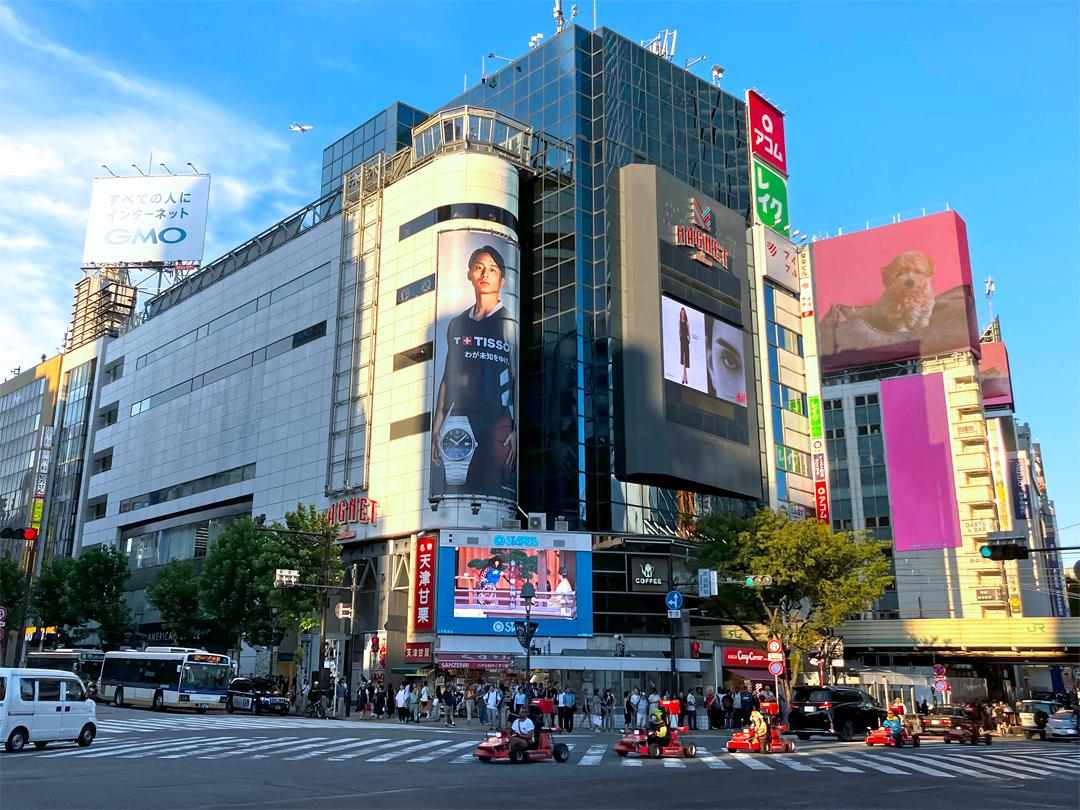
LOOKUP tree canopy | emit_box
[146,559,209,645]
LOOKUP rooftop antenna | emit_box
[684,55,707,71]
[186,162,201,174]
[159,162,175,175]
[529,32,544,49]
[711,65,725,86]
[100,164,118,177]
[642,29,677,61]
[553,0,577,33]
[984,276,995,320]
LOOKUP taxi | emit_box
[225,677,290,715]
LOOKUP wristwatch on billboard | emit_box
[439,415,476,485]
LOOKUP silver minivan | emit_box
[0,667,97,752]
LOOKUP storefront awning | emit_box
[390,665,434,677]
[723,667,773,685]
[437,653,516,671]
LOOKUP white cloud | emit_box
[0,4,318,380]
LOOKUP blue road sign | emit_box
[665,591,684,610]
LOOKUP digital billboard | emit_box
[880,373,962,551]
[436,530,592,637]
[813,211,980,373]
[430,230,520,504]
[661,294,747,407]
[83,175,211,265]
[978,341,1014,409]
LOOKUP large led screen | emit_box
[436,530,592,637]
[430,230,520,505]
[813,211,979,373]
[661,294,747,407]
[979,341,1014,409]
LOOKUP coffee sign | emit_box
[629,556,670,592]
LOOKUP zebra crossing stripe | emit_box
[620,756,643,766]
[861,753,953,778]
[329,739,417,762]
[207,737,314,759]
[286,738,390,761]
[914,754,1000,779]
[407,740,477,762]
[694,747,731,769]
[979,753,1069,776]
[191,737,295,760]
[662,757,686,768]
[938,752,1037,780]
[366,739,445,762]
[450,751,476,764]
[38,736,210,758]
[805,756,861,774]
[727,753,772,771]
[842,756,907,775]
[772,755,816,772]
[146,737,251,760]
[578,744,607,766]
[75,736,217,759]
[251,738,336,759]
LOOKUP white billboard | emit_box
[759,227,799,293]
[82,175,211,264]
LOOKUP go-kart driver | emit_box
[748,709,769,742]
[646,708,669,748]
[883,711,903,745]
[510,712,536,752]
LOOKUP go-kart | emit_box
[865,724,921,748]
[474,699,569,764]
[943,723,992,745]
[614,726,697,759]
[726,724,794,754]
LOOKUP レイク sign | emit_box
[747,90,787,174]
[723,646,769,668]
[412,535,436,632]
[673,197,729,268]
[327,496,379,526]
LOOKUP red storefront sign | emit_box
[723,646,770,668]
[436,653,515,671]
[412,534,436,632]
[326,496,379,526]
[747,90,787,175]
[815,481,830,523]
[404,642,432,663]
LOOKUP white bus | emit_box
[24,649,106,694]
[98,647,233,712]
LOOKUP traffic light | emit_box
[744,574,773,587]
[979,535,1029,561]
[690,641,701,659]
[0,527,37,541]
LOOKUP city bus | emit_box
[98,647,233,712]
[24,649,106,695]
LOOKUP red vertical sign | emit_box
[412,534,436,632]
[747,90,787,175]
[814,481,830,524]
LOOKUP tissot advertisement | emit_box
[430,230,520,503]
[436,530,593,637]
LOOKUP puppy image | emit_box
[864,251,936,332]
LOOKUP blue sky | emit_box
[1,1,1077,565]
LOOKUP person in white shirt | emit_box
[395,686,408,724]
[485,685,501,731]
[510,713,535,751]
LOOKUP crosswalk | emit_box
[23,732,1079,779]
[93,716,413,735]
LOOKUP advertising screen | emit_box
[430,230,520,504]
[880,373,962,551]
[978,341,1014,409]
[436,530,592,637]
[661,294,747,407]
[83,175,211,265]
[813,211,980,373]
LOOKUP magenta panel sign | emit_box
[880,373,961,551]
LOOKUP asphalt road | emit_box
[2,704,1077,810]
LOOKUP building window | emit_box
[393,342,434,370]
[396,274,436,305]
[118,463,255,514]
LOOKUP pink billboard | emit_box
[881,373,961,552]
[978,341,1014,409]
[813,211,980,373]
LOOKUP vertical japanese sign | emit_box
[808,395,830,525]
[747,90,788,174]
[412,534,436,632]
[753,160,790,235]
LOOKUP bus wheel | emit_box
[113,688,124,708]
[152,691,165,711]
[195,707,208,715]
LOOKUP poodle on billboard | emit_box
[812,211,980,373]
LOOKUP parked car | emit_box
[922,705,973,736]
[1019,699,1061,741]
[786,686,887,742]
[226,677,289,715]
[1045,708,1078,741]
[1,668,97,752]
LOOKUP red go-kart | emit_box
[943,723,992,745]
[474,699,570,764]
[614,726,697,759]
[865,724,921,748]
[726,725,794,754]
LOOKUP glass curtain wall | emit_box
[44,360,96,561]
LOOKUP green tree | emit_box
[31,556,83,646]
[0,555,30,647]
[200,516,276,652]
[696,509,892,698]
[262,504,342,637]
[71,546,131,649]
[146,559,209,645]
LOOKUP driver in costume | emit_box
[432,244,517,498]
[646,708,669,749]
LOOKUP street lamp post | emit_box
[520,581,535,680]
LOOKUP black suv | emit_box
[786,686,886,741]
[226,677,290,715]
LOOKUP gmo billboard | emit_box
[812,211,980,373]
[83,175,211,265]
[436,530,593,637]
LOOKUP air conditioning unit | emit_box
[527,512,547,531]
[500,518,523,529]
[553,516,569,532]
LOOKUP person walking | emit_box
[580,690,595,731]
[465,683,476,726]
[420,681,431,720]
[443,686,458,727]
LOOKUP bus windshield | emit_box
[182,663,231,690]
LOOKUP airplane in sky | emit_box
[289,123,314,133]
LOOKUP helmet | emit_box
[652,709,664,722]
